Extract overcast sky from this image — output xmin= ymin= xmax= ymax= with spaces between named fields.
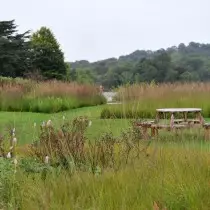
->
xmin=1 ymin=0 xmax=210 ymax=62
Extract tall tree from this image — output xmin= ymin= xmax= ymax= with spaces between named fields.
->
xmin=31 ymin=27 xmax=66 ymax=79
xmin=0 ymin=20 xmax=31 ymax=77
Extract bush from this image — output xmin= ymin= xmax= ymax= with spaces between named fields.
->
xmin=29 ymin=117 xmax=149 ymax=172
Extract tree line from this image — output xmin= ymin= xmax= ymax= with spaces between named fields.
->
xmin=0 ymin=20 xmax=66 ymax=79
xmin=70 ymin=43 xmax=210 ymax=88
xmin=1 ymin=20 xmax=210 ymax=88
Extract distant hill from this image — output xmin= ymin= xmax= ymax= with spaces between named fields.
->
xmin=68 ymin=42 xmax=210 ymax=88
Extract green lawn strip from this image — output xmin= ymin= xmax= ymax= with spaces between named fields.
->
xmin=1 ymin=106 xmax=210 ymax=145
xmin=0 ymin=105 xmax=130 ymax=144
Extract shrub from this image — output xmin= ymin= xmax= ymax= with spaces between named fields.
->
xmin=30 ymin=117 xmax=89 ymax=167
xmin=29 ymin=117 xmax=150 ymax=172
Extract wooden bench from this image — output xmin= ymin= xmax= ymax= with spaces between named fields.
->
xmin=151 ymin=124 xmax=188 ymax=138
xmin=134 ymin=121 xmax=155 ymax=139
xmin=173 ymin=119 xmax=184 ymax=124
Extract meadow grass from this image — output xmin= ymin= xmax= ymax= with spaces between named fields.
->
xmin=102 ymin=83 xmax=210 ymax=119
xmin=0 ymin=78 xmax=106 ymax=113
xmin=2 ymin=140 xmax=210 ymax=210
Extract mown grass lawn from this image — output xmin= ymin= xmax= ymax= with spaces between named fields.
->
xmin=0 ymin=105 xmax=130 ymax=144
xmin=1 ymin=104 xmax=210 ymax=145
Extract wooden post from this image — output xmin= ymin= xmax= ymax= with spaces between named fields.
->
xmin=170 ymin=113 xmax=174 ymax=129
xmin=198 ymin=112 xmax=205 ymax=125
xmin=151 ymin=126 xmax=158 ymax=138
xmin=195 ymin=111 xmax=199 ymax=120
xmin=184 ymin=112 xmax=187 ymax=122
xmin=151 ymin=126 xmax=155 ymax=137
xmin=204 ymin=125 xmax=210 ymax=141
xmin=142 ymin=125 xmax=148 ymax=140
xmin=155 ymin=112 xmax=160 ymax=124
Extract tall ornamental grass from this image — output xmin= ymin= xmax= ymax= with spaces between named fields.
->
xmin=101 ymin=82 xmax=210 ymax=118
xmin=0 ymin=78 xmax=106 ymax=113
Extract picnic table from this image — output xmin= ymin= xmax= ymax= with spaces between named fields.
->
xmin=155 ymin=108 xmax=205 ymax=126
xmin=135 ymin=108 xmax=206 ymax=139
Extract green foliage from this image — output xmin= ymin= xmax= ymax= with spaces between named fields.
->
xmin=31 ymin=27 xmax=66 ymax=79
xmin=0 ymin=158 xmax=18 ymax=208
xmin=76 ymin=69 xmax=95 ymax=84
xmin=30 ymin=117 xmax=147 ymax=172
xmin=70 ymin=42 xmax=210 ymax=88
xmin=0 ymin=20 xmax=31 ymax=77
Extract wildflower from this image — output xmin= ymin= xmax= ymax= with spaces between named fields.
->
xmin=11 ymin=128 xmax=15 ymax=137
xmin=41 ymin=121 xmax=46 ymax=128
xmin=12 ymin=137 xmax=17 ymax=145
xmin=46 ymin=120 xmax=52 ymax=127
xmin=7 ymin=152 xmax=11 ymax=158
xmin=89 ymin=120 xmax=92 ymax=127
xmin=14 ymin=158 xmax=18 ymax=166
xmin=44 ymin=156 xmax=49 ymax=164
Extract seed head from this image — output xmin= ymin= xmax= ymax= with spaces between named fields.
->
xmin=12 ymin=137 xmax=17 ymax=145
xmin=46 ymin=120 xmax=52 ymax=127
xmin=41 ymin=121 xmax=46 ymax=128
xmin=7 ymin=152 xmax=11 ymax=158
xmin=14 ymin=158 xmax=18 ymax=166
xmin=89 ymin=121 xmax=92 ymax=127
xmin=44 ymin=156 xmax=49 ymax=164
xmin=11 ymin=128 xmax=16 ymax=137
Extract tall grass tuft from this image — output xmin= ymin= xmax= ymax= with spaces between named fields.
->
xmin=101 ymin=82 xmax=210 ymax=118
xmin=0 ymin=77 xmax=106 ymax=113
